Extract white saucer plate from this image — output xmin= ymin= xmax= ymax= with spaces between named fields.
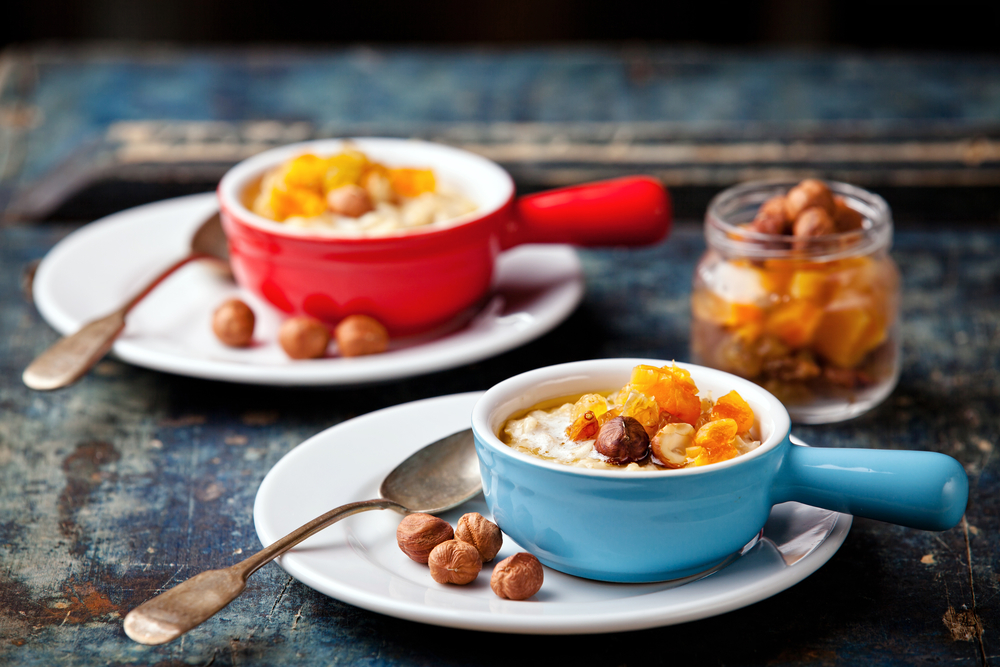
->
xmin=32 ymin=194 xmax=584 ymax=386
xmin=254 ymin=392 xmax=851 ymax=634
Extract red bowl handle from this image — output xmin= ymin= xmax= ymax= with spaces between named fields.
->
xmin=501 ymin=176 xmax=672 ymax=249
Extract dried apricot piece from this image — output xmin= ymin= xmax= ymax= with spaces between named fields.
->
xmin=692 ymin=418 xmax=739 ymax=465
xmin=627 ymin=364 xmax=701 ymax=425
xmin=323 ymin=151 xmax=369 ymax=193
xmin=566 ymin=410 xmax=600 ymax=441
xmin=269 ymin=186 xmax=327 ymax=221
xmin=389 ymin=168 xmax=436 ymax=197
xmin=765 ymin=299 xmax=824 ymax=348
xmin=283 ymin=154 xmax=329 ymax=190
xmin=710 ymin=390 xmax=754 ymax=433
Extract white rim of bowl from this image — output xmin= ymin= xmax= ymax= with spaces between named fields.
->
xmin=217 ymin=137 xmax=515 ymax=240
xmin=471 ymin=358 xmax=791 ymax=479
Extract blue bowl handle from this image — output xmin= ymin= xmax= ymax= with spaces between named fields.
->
xmin=772 ymin=444 xmax=969 ymax=531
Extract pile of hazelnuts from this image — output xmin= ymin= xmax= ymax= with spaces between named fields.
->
xmin=748 ymin=178 xmax=864 ymax=237
xmin=396 ymin=511 xmax=544 ymax=600
xmin=211 ymin=299 xmax=390 ymax=359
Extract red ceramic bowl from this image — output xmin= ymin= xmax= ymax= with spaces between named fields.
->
xmin=217 ymin=138 xmax=671 ymax=335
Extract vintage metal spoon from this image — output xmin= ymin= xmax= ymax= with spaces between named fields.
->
xmin=123 ymin=428 xmax=481 ymax=646
xmin=23 ymin=213 xmax=230 ymax=391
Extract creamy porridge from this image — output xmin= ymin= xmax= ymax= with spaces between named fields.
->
xmin=246 ymin=149 xmax=477 ymax=236
xmin=501 ymin=364 xmax=761 ymax=471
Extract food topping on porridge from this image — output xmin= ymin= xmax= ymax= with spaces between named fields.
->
xmin=501 ymin=363 xmax=761 ymax=470
xmin=248 ymin=149 xmax=477 ymax=235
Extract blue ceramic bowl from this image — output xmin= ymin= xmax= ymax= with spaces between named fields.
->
xmin=471 ymin=359 xmax=969 ymax=583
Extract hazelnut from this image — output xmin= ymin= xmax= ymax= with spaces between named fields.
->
xmin=750 ymin=195 xmax=790 ymax=235
xmin=396 ymin=513 xmax=454 ymax=563
xmin=212 ymin=298 xmax=255 ymax=347
xmin=326 ymin=184 xmax=374 ymax=218
xmin=833 ymin=196 xmax=864 ymax=232
xmin=784 ymin=179 xmax=835 ymax=221
xmin=490 ymin=553 xmax=544 ymax=600
xmin=651 ymin=422 xmax=694 ymax=468
xmin=793 ymin=207 xmax=836 ymax=237
xmin=278 ymin=317 xmax=330 ymax=359
xmin=594 ymin=416 xmax=650 ymax=464
xmin=427 ymin=539 xmax=482 ymax=585
xmin=335 ymin=314 xmax=389 ymax=357
xmin=455 ymin=512 xmax=503 ymax=562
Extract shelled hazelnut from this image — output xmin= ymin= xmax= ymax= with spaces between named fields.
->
xmin=427 ymin=539 xmax=482 ymax=585
xmin=278 ymin=317 xmax=330 ymax=359
xmin=212 ymin=299 xmax=255 ymax=347
xmin=396 ymin=513 xmax=454 ymax=564
xmin=793 ymin=207 xmax=836 ymax=237
xmin=335 ymin=314 xmax=389 ymax=357
xmin=784 ymin=179 xmax=835 ymax=221
xmin=326 ymin=184 xmax=374 ymax=218
xmin=490 ymin=553 xmax=544 ymax=600
xmin=455 ymin=512 xmax=503 ymax=562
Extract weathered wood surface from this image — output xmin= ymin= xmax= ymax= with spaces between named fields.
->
xmin=2 ymin=46 xmax=999 ymax=222
xmin=0 ymin=221 xmax=997 ymax=666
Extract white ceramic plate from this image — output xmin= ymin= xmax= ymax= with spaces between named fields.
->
xmin=32 ymin=194 xmax=584 ymax=386
xmin=253 ymin=392 xmax=851 ymax=634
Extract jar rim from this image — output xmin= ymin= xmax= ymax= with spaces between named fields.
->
xmin=705 ymin=179 xmax=893 ymax=261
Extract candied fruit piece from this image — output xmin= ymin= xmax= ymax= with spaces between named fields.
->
xmin=692 ymin=418 xmax=739 ymax=466
xmin=269 ymin=186 xmax=327 ymax=221
xmin=789 ymin=270 xmax=831 ymax=303
xmin=628 ymin=364 xmax=701 ymax=425
xmin=621 ymin=391 xmax=661 ymax=438
xmin=322 ymin=151 xmax=369 ymax=193
xmin=566 ymin=410 xmax=600 ymax=441
xmin=813 ymin=305 xmax=882 ymax=368
xmin=389 ymin=168 xmax=436 ymax=197
xmin=765 ymin=299 xmax=824 ymax=348
xmin=571 ymin=394 xmax=609 ymax=421
xmin=283 ymin=154 xmax=329 ymax=190
xmin=710 ymin=391 xmax=754 ymax=433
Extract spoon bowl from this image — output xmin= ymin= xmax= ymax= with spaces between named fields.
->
xmin=123 ymin=428 xmax=480 ymax=645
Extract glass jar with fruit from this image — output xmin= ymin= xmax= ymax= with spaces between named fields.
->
xmin=691 ymin=179 xmax=900 ymax=423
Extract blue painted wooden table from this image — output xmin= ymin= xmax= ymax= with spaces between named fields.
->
xmin=2 ymin=220 xmax=998 ymax=666
xmin=0 ymin=44 xmax=998 ymax=666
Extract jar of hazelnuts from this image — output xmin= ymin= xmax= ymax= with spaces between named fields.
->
xmin=691 ymin=179 xmax=900 ymax=423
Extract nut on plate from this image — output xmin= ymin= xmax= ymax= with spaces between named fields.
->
xmin=278 ymin=316 xmax=330 ymax=359
xmin=427 ymin=539 xmax=482 ymax=585
xmin=490 ymin=553 xmax=544 ymax=600
xmin=212 ymin=298 xmax=255 ymax=347
xmin=335 ymin=314 xmax=389 ymax=357
xmin=595 ymin=416 xmax=650 ymax=464
xmin=455 ymin=512 xmax=503 ymax=562
xmin=396 ymin=513 xmax=454 ymax=563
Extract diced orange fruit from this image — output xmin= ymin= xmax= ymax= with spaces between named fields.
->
xmin=389 ymin=168 xmax=436 ymax=197
xmin=283 ymin=154 xmax=329 ymax=190
xmin=765 ymin=299 xmax=824 ymax=348
xmin=691 ymin=291 xmax=764 ymax=328
xmin=813 ymin=306 xmax=882 ymax=368
xmin=269 ymin=186 xmax=327 ymax=221
xmin=628 ymin=364 xmax=701 ymax=425
xmin=322 ymin=151 xmax=369 ymax=193
xmin=759 ymin=267 xmax=793 ymax=295
xmin=692 ymin=418 xmax=739 ymax=465
xmin=789 ymin=270 xmax=831 ymax=302
xmin=710 ymin=390 xmax=754 ymax=433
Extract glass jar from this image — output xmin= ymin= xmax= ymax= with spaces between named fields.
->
xmin=691 ymin=180 xmax=900 ymax=424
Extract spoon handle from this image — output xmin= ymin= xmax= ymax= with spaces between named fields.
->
xmin=123 ymin=497 xmax=406 ymax=645
xmin=23 ymin=252 xmax=207 ymax=390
